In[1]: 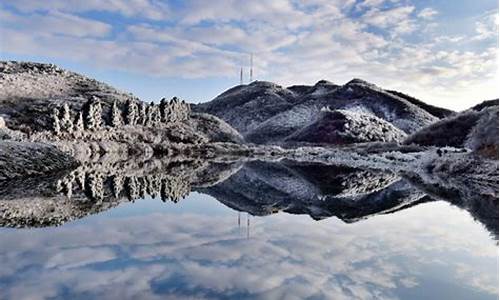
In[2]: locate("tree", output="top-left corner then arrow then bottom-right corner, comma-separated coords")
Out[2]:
159,98 -> 168,123
180,100 -> 190,121
51,107 -> 61,136
85,97 -> 103,130
145,103 -> 152,127
149,102 -> 161,126
60,103 -> 73,133
138,102 -> 147,125
169,98 -> 178,122
112,175 -> 123,198
125,99 -> 138,125
74,112 -> 84,136
111,100 -> 123,127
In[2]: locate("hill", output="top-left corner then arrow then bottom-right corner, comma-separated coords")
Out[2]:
405,100 -> 499,159
194,79 -> 454,145
0,61 -> 242,146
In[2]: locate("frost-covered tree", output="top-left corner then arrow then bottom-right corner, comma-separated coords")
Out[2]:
125,99 -> 138,125
74,112 -> 84,137
84,173 -> 104,201
169,98 -> 178,122
51,107 -> 61,136
111,100 -> 123,127
180,100 -> 190,121
138,102 -> 147,125
149,102 -> 161,126
138,177 -> 147,198
159,98 -> 168,123
60,103 -> 73,133
145,104 -> 152,127
126,177 -> 139,201
112,175 -> 123,198
84,97 -> 103,130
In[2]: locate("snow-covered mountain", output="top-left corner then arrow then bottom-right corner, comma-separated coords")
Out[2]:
194,79 -> 454,145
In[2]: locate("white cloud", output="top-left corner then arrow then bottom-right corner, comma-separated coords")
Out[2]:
177,0 -> 312,29
362,6 -> 416,34
0,1 -> 497,109
4,0 -> 170,20
417,7 -> 438,20
0,9 -> 111,38
473,11 -> 499,41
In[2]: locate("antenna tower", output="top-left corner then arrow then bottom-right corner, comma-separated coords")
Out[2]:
249,53 -> 253,82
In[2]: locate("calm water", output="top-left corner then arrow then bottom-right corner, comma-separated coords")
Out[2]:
0,161 -> 497,300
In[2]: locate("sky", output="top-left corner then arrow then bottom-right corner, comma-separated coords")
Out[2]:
0,0 -> 498,110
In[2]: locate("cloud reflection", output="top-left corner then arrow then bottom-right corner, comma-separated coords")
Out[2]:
0,197 -> 497,300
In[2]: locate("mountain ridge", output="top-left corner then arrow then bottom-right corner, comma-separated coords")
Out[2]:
194,78 -> 454,145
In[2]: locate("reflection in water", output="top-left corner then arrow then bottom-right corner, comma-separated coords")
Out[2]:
0,159 -> 498,299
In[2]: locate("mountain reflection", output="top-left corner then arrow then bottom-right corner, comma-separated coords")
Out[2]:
0,158 -> 497,240
0,158 -> 498,300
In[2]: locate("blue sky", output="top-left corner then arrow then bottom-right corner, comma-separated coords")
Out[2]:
0,0 -> 498,110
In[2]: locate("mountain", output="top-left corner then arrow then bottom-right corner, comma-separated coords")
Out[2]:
405,100 -> 499,159
194,79 -> 453,145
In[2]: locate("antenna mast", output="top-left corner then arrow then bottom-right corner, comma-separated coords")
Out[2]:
240,67 -> 243,85
249,53 -> 253,82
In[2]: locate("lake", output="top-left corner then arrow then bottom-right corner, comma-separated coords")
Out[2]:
0,160 -> 497,300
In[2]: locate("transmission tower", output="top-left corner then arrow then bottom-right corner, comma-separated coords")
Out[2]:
249,53 -> 253,83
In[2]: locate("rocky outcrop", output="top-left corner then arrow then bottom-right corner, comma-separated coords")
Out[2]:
0,141 -> 78,180
195,79 -> 453,144
284,108 -> 407,145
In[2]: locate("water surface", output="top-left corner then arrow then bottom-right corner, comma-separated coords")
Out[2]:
0,161 -> 497,300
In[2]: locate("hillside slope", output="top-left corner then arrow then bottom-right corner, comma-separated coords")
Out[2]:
405,100 -> 499,159
195,79 -> 453,145
285,109 -> 407,144
0,61 -> 241,146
